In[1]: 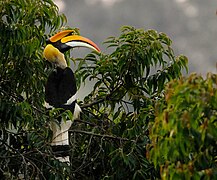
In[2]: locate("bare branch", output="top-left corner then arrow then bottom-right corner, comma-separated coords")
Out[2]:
69,129 -> 135,143
80,98 -> 105,108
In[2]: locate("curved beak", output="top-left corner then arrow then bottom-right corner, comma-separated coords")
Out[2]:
61,35 -> 101,52
47,30 -> 75,44
44,31 -> 101,68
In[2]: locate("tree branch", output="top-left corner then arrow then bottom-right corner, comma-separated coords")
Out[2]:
69,129 -> 135,143
80,98 -> 105,108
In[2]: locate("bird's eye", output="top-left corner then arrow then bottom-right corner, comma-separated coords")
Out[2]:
46,39 -> 51,44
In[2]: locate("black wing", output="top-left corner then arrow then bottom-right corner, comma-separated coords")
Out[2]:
45,67 -> 77,108
58,67 -> 77,104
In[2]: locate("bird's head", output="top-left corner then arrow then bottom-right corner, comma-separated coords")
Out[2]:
43,30 -> 100,68
43,44 -> 67,69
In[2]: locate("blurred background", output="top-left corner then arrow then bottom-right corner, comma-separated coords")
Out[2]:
53,0 -> 217,76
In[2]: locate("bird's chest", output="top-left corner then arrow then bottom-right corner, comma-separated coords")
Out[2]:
45,67 -> 76,107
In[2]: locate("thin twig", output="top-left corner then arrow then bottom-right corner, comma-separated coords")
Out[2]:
74,133 -> 93,173
74,119 -> 97,127
80,98 -> 105,108
72,136 -> 104,174
69,129 -> 135,143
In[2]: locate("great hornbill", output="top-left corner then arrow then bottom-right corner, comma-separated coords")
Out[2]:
43,30 -> 100,162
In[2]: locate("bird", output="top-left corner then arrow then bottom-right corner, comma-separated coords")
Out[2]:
43,29 -> 100,162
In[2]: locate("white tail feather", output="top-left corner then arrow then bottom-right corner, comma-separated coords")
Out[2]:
74,103 -> 82,119
56,156 -> 70,163
49,103 -> 82,162
50,120 -> 72,146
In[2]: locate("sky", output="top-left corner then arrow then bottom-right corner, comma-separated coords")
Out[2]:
53,0 -> 217,76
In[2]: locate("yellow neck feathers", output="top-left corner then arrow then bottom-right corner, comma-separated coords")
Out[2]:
43,44 -> 67,69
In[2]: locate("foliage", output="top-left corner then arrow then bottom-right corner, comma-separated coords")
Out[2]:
0,0 -> 193,179
0,0 -> 69,179
72,26 -> 187,179
150,73 -> 217,179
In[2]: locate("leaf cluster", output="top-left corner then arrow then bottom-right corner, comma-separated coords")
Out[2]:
72,26 -> 187,179
0,1 -> 191,178
150,73 -> 217,179
0,0 -> 72,179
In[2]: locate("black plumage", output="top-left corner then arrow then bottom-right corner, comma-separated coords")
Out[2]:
45,67 -> 77,112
